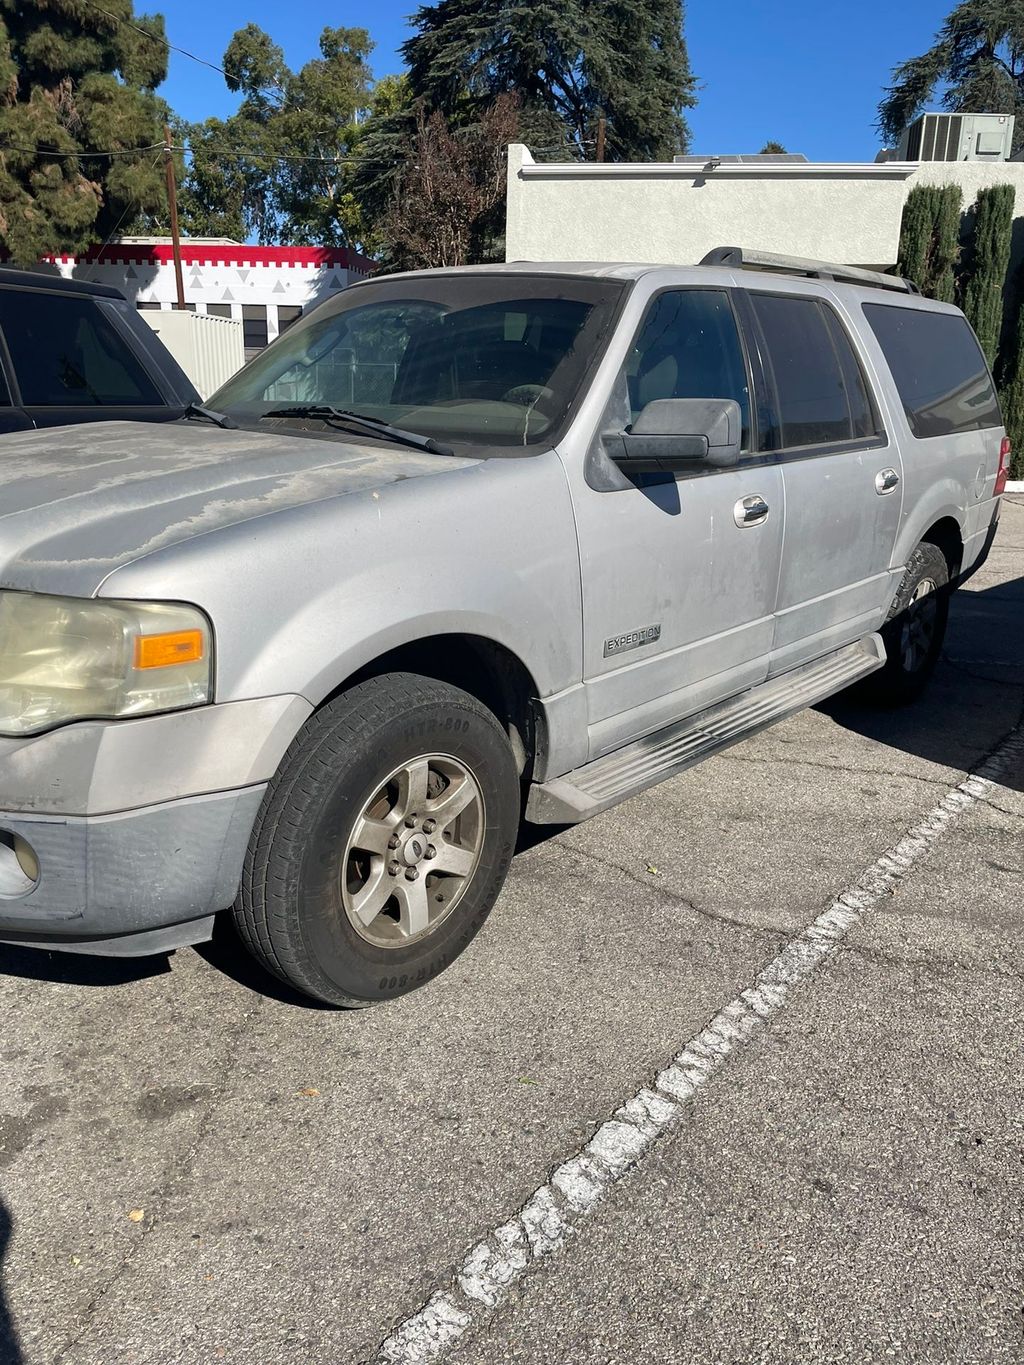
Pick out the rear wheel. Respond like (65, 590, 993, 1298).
(863, 541, 950, 705)
(234, 673, 520, 1007)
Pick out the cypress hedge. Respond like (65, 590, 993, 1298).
(962, 184, 1015, 366)
(999, 276, 1024, 478)
(896, 183, 962, 300)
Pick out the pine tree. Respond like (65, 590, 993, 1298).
(354, 0, 695, 267)
(962, 184, 1015, 365)
(0, 0, 170, 264)
(403, 0, 695, 160)
(896, 184, 963, 301)
(878, 3, 1024, 152)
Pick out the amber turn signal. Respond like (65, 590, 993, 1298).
(134, 629, 205, 670)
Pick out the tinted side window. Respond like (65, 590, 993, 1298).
(626, 290, 751, 449)
(0, 291, 161, 406)
(863, 303, 1001, 438)
(823, 308, 876, 440)
(751, 293, 876, 449)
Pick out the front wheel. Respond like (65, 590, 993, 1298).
(234, 673, 521, 1007)
(863, 541, 950, 705)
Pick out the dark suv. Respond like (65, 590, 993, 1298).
(0, 268, 198, 433)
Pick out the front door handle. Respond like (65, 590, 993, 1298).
(875, 467, 900, 495)
(734, 494, 770, 527)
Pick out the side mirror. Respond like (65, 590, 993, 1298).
(608, 398, 743, 473)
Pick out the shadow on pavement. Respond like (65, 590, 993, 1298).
(822, 574, 1024, 792)
(0, 1201, 23, 1364)
(192, 918, 333, 1010)
(0, 942, 170, 989)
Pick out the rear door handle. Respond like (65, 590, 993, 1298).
(734, 495, 770, 527)
(875, 468, 900, 494)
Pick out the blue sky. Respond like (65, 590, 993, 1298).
(158, 0, 948, 160)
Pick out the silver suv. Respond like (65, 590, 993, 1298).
(0, 248, 1008, 1006)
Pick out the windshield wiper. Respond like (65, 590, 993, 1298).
(263, 405, 453, 457)
(183, 402, 238, 429)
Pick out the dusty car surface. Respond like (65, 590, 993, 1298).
(0, 249, 1007, 1006)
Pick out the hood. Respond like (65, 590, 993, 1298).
(0, 420, 476, 597)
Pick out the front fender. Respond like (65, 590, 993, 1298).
(100, 451, 584, 709)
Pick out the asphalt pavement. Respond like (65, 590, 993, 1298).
(1, 498, 1022, 1365)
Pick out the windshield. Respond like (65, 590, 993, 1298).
(210, 273, 627, 451)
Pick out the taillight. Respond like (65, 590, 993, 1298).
(995, 436, 1011, 496)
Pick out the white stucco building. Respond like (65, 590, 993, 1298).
(505, 144, 1024, 271)
(40, 238, 375, 358)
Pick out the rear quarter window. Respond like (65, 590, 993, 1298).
(863, 303, 1001, 438)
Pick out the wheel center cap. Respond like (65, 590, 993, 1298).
(400, 831, 427, 866)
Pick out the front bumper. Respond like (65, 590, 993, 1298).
(0, 787, 265, 955)
(0, 694, 311, 956)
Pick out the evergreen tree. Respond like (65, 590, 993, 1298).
(878, 3, 1024, 151)
(344, 75, 418, 260)
(759, 140, 787, 154)
(180, 24, 373, 247)
(933, 184, 963, 303)
(962, 183, 1015, 365)
(404, 0, 694, 160)
(355, 0, 694, 267)
(999, 310, 1024, 476)
(0, 0, 169, 264)
(896, 183, 963, 302)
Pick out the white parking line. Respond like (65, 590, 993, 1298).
(374, 727, 1024, 1365)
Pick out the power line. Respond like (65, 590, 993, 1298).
(3, 143, 402, 166)
(2, 142, 168, 158)
(82, 0, 238, 84)
(191, 148, 397, 165)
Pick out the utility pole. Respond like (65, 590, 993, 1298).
(163, 124, 186, 310)
(595, 115, 606, 163)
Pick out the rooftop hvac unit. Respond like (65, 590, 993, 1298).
(898, 112, 1014, 162)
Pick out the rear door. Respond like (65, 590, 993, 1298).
(740, 288, 902, 674)
(0, 288, 181, 429)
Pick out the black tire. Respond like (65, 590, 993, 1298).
(862, 541, 950, 706)
(234, 672, 520, 1007)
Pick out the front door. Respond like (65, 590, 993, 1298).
(563, 287, 786, 761)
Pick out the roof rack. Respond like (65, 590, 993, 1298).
(699, 246, 919, 295)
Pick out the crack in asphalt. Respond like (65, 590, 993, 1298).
(941, 658, 1024, 687)
(978, 797, 1024, 824)
(50, 993, 264, 1364)
(717, 749, 955, 788)
(837, 935, 1024, 986)
(551, 839, 790, 944)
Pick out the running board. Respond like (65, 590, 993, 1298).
(526, 635, 886, 824)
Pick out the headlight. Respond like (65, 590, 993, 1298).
(0, 592, 212, 737)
